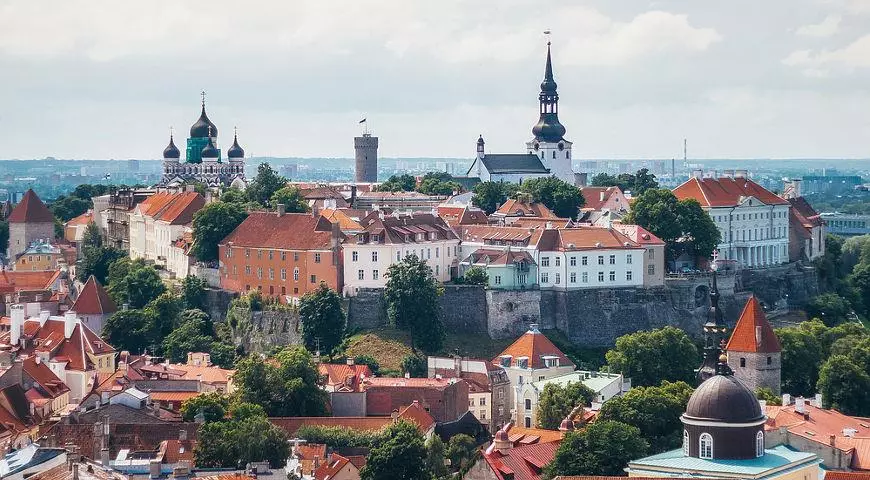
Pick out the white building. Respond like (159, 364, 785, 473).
(129, 191, 204, 277)
(516, 370, 629, 428)
(673, 173, 790, 268)
(537, 227, 647, 290)
(342, 212, 460, 295)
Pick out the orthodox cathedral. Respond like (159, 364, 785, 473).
(466, 42, 580, 185)
(161, 94, 247, 188)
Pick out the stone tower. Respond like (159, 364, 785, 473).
(726, 295, 783, 395)
(6, 189, 55, 260)
(354, 133, 378, 183)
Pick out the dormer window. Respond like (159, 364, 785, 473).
(499, 355, 512, 367)
(517, 357, 529, 369)
(542, 356, 559, 368)
(371, 234, 380, 243)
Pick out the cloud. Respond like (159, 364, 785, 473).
(783, 34, 870, 75)
(795, 14, 841, 37)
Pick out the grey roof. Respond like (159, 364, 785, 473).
(479, 154, 550, 174)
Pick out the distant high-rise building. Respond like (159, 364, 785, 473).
(354, 133, 379, 183)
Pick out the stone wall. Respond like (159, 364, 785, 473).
(740, 264, 819, 308)
(439, 285, 488, 334)
(227, 305, 302, 354)
(487, 289, 544, 338)
(346, 288, 388, 330)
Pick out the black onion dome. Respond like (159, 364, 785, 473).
(190, 105, 218, 138)
(684, 375, 764, 424)
(163, 135, 180, 159)
(227, 134, 244, 158)
(201, 137, 219, 158)
(532, 116, 566, 143)
(477, 135, 485, 146)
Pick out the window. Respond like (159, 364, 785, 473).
(539, 376, 545, 381)
(767, 356, 772, 365)
(648, 264, 655, 275)
(314, 253, 321, 263)
(373, 270, 379, 280)
(581, 256, 588, 266)
(257, 267, 263, 279)
(469, 399, 474, 408)
(268, 250, 273, 260)
(570, 272, 576, 283)
(555, 273, 560, 284)
(541, 257, 550, 267)
(352, 251, 358, 262)
(427, 248, 431, 259)
(498, 390, 504, 399)
(699, 433, 713, 459)
(294, 252, 300, 261)
(480, 397, 486, 406)
(494, 276, 502, 285)
(626, 254, 632, 265)
(609, 271, 615, 282)
(525, 417, 531, 428)
(480, 411, 486, 420)
(245, 265, 251, 275)
(269, 268, 274, 280)
(280, 268, 286, 280)
(582, 272, 588, 283)
(598, 256, 604, 265)
(570, 256, 576, 267)
(293, 268, 299, 281)
(541, 272, 549, 283)
(396, 251, 401, 261)
(525, 399, 532, 410)
(245, 248, 250, 258)
(257, 250, 262, 259)
(281, 251, 286, 261)
(435, 265, 439, 275)
(756, 431, 764, 457)
(626, 271, 632, 281)
(683, 430, 690, 456)
(436, 247, 439, 258)
(555, 257, 561, 267)
(598, 271, 604, 282)
(372, 251, 378, 262)
(310, 275, 316, 284)
(740, 357, 746, 368)
(358, 269, 365, 280)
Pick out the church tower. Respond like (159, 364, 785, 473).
(526, 42, 574, 184)
(697, 270, 727, 384)
(186, 92, 220, 164)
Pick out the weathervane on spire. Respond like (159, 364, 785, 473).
(234, 126, 238, 138)
(169, 126, 174, 140)
(544, 29, 552, 45)
(201, 90, 207, 107)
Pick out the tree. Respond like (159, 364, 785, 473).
(194, 402, 290, 469)
(181, 275, 209, 311)
(221, 187, 248, 205)
(71, 184, 110, 200)
(417, 172, 461, 196)
(518, 176, 585, 219)
(401, 354, 427, 378)
(817, 355, 870, 416)
(377, 174, 416, 192)
(269, 186, 309, 213)
(108, 262, 166, 309)
(81, 222, 102, 249)
(295, 425, 382, 449)
(536, 381, 595, 430)
(102, 309, 151, 353)
(299, 283, 346, 354)
(191, 201, 248, 262)
(0, 221, 7, 254)
(246, 163, 288, 207)
(180, 392, 229, 422)
(755, 387, 782, 405)
(629, 168, 659, 195)
(143, 292, 184, 350)
(353, 355, 381, 376)
(384, 254, 444, 353)
(806, 293, 853, 326)
(848, 263, 870, 319)
(162, 310, 216, 363)
(605, 327, 698, 387)
(50, 195, 91, 221)
(462, 267, 489, 286)
(675, 198, 721, 259)
(425, 435, 449, 479)
(209, 341, 238, 369)
(445, 434, 477, 473)
(590, 173, 619, 188)
(597, 381, 693, 453)
(777, 322, 826, 396)
(360, 421, 431, 480)
(472, 181, 518, 215)
(544, 420, 649, 479)
(234, 346, 329, 417)
(77, 246, 125, 283)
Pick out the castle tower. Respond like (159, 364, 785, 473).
(6, 189, 55, 260)
(726, 296, 782, 395)
(354, 132, 378, 183)
(697, 270, 727, 384)
(526, 41, 574, 184)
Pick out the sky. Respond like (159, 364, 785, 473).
(1, 0, 869, 161)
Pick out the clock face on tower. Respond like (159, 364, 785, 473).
(558, 142, 565, 151)
(534, 142, 540, 150)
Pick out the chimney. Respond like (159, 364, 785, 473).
(179, 429, 187, 441)
(277, 204, 286, 217)
(10, 304, 24, 347)
(454, 355, 462, 378)
(691, 169, 703, 179)
(64, 311, 77, 339)
(782, 393, 792, 406)
(814, 393, 822, 407)
(35, 356, 41, 365)
(756, 326, 763, 349)
(494, 423, 513, 452)
(39, 310, 50, 326)
(185, 184, 195, 193)
(100, 447, 109, 466)
(149, 460, 161, 479)
(350, 185, 358, 205)
(795, 397, 806, 414)
(735, 169, 748, 179)
(346, 357, 355, 366)
(599, 191, 606, 202)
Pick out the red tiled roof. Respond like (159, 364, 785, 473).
(313, 453, 357, 480)
(825, 472, 870, 480)
(459, 225, 547, 246)
(360, 213, 457, 244)
(318, 363, 372, 392)
(137, 192, 205, 225)
(548, 227, 643, 251)
(71, 276, 117, 315)
(8, 189, 54, 223)
(22, 357, 69, 398)
(493, 328, 574, 369)
(611, 224, 665, 245)
(508, 426, 564, 444)
(162, 439, 196, 464)
(496, 199, 558, 218)
(270, 416, 393, 436)
(484, 440, 560, 480)
(0, 317, 115, 371)
(361, 377, 459, 390)
(398, 400, 436, 431)
(149, 391, 200, 403)
(437, 205, 490, 226)
(0, 271, 57, 294)
(65, 211, 93, 227)
(673, 177, 789, 208)
(220, 212, 339, 250)
(789, 197, 823, 227)
(580, 186, 622, 211)
(725, 296, 781, 353)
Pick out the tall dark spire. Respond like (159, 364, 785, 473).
(531, 42, 566, 143)
(697, 270, 728, 384)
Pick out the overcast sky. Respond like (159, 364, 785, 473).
(1, 0, 869, 160)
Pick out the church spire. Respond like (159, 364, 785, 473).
(531, 40, 566, 143)
(697, 269, 728, 384)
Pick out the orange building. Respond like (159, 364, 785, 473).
(218, 210, 344, 301)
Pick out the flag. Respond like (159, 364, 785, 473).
(359, 118, 367, 124)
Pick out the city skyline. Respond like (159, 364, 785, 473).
(2, 0, 870, 160)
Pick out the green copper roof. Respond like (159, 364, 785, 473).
(628, 445, 819, 479)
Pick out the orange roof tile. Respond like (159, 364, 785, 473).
(320, 208, 363, 231)
(318, 363, 372, 392)
(765, 403, 870, 469)
(825, 473, 870, 480)
(611, 224, 665, 245)
(313, 453, 357, 480)
(0, 271, 57, 294)
(220, 212, 339, 250)
(8, 189, 54, 223)
(496, 199, 558, 218)
(493, 327, 574, 369)
(65, 211, 93, 227)
(398, 400, 436, 431)
(726, 296, 781, 353)
(71, 276, 117, 315)
(22, 357, 69, 398)
(673, 177, 789, 208)
(149, 391, 200, 403)
(549, 227, 644, 251)
(580, 186, 623, 211)
(484, 439, 559, 480)
(270, 416, 393, 436)
(508, 426, 564, 444)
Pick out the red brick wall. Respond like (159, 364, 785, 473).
(365, 381, 469, 423)
(219, 245, 342, 298)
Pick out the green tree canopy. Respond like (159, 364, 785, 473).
(50, 195, 91, 222)
(102, 309, 152, 354)
(777, 321, 828, 396)
(590, 169, 659, 195)
(605, 326, 698, 387)
(234, 346, 329, 417)
(518, 176, 585, 219)
(194, 401, 289, 469)
(597, 381, 693, 453)
(269, 186, 309, 213)
(143, 292, 184, 349)
(180, 392, 229, 423)
(755, 387, 782, 405)
(425, 435, 449, 479)
(0, 221, 8, 254)
(82, 222, 102, 249)
(817, 354, 870, 416)
(220, 187, 248, 205)
(536, 381, 595, 430)
(445, 434, 477, 473)
(299, 283, 346, 354)
(77, 246, 125, 283)
(246, 163, 288, 207)
(191, 201, 248, 262)
(590, 173, 619, 188)
(377, 174, 416, 192)
(384, 254, 444, 353)
(161, 309, 216, 363)
(472, 181, 518, 215)
(806, 293, 853, 326)
(107, 260, 166, 309)
(360, 421, 431, 480)
(462, 267, 489, 286)
(417, 172, 462, 196)
(401, 354, 427, 378)
(543, 420, 649, 479)
(181, 275, 209, 311)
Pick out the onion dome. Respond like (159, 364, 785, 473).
(477, 135, 485, 147)
(684, 375, 763, 424)
(190, 101, 218, 138)
(201, 137, 219, 159)
(163, 134, 180, 159)
(228, 131, 244, 159)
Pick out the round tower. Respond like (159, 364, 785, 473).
(354, 133, 378, 183)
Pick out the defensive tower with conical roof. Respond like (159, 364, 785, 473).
(726, 295, 782, 394)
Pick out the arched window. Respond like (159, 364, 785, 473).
(699, 433, 713, 459)
(683, 430, 689, 456)
(756, 431, 764, 457)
